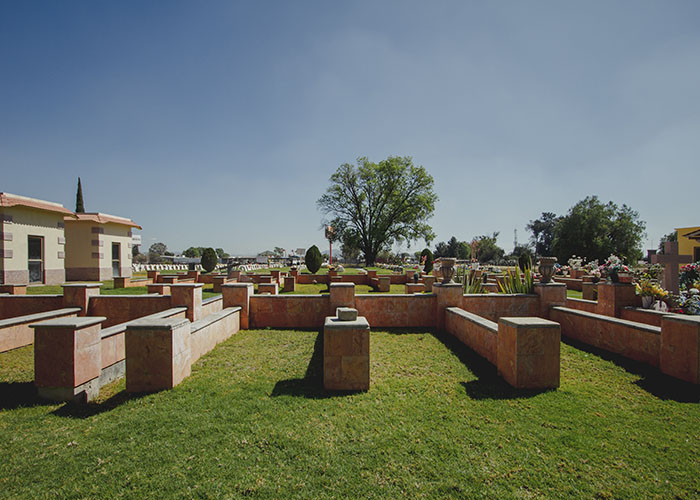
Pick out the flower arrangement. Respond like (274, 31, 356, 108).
(568, 255, 583, 270)
(680, 262, 700, 290)
(635, 279, 669, 300)
(669, 288, 700, 315)
(599, 255, 630, 282)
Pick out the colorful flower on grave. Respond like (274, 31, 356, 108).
(679, 262, 700, 290)
(635, 279, 669, 300)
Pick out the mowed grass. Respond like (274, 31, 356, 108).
(1, 330, 699, 499)
(27, 280, 221, 300)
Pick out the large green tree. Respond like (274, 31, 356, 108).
(551, 196, 646, 263)
(474, 233, 505, 264)
(317, 156, 438, 266)
(526, 212, 559, 256)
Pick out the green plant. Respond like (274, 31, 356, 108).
(201, 247, 218, 273)
(420, 248, 434, 274)
(498, 264, 534, 294)
(463, 269, 485, 294)
(305, 245, 323, 274)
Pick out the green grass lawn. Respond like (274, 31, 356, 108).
(27, 280, 220, 300)
(1, 330, 698, 498)
(567, 290, 583, 299)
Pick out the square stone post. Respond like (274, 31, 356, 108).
(147, 270, 159, 282)
(377, 276, 391, 292)
(0, 284, 27, 295)
(32, 316, 106, 402)
(126, 318, 191, 392)
(660, 315, 700, 384)
(497, 317, 560, 389)
(283, 276, 296, 292)
(212, 275, 228, 293)
(289, 269, 299, 277)
(423, 276, 435, 293)
(147, 283, 170, 295)
(405, 269, 416, 282)
(330, 282, 355, 311)
(62, 283, 102, 316)
(228, 270, 241, 280)
(434, 283, 463, 331)
(597, 282, 639, 318)
(222, 283, 254, 329)
(187, 270, 200, 281)
(367, 270, 377, 279)
(534, 282, 567, 319)
(271, 270, 282, 284)
(581, 282, 597, 300)
(169, 283, 203, 322)
(258, 283, 278, 295)
(324, 308, 370, 391)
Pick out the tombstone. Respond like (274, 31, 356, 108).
(323, 308, 369, 391)
(651, 241, 693, 294)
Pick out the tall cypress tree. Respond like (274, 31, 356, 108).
(75, 177, 85, 213)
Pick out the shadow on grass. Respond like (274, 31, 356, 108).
(433, 331, 553, 400)
(562, 337, 700, 403)
(0, 381, 47, 410)
(270, 332, 362, 399)
(52, 390, 151, 419)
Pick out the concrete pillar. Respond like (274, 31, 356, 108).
(147, 283, 171, 295)
(660, 315, 700, 384)
(434, 283, 463, 331)
(258, 283, 278, 295)
(597, 282, 639, 318)
(324, 308, 370, 391)
(32, 316, 106, 402)
(283, 276, 296, 293)
(534, 282, 567, 319)
(377, 276, 391, 293)
(222, 283, 254, 329)
(212, 275, 228, 293)
(169, 283, 203, 322)
(271, 270, 282, 284)
(423, 276, 435, 293)
(62, 283, 101, 316)
(187, 270, 200, 281)
(581, 282, 597, 301)
(330, 282, 355, 311)
(147, 270, 159, 282)
(497, 317, 560, 389)
(126, 318, 191, 392)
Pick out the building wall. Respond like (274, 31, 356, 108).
(0, 207, 66, 284)
(676, 226, 700, 262)
(65, 221, 133, 281)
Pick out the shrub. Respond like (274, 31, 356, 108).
(201, 247, 218, 273)
(305, 245, 323, 274)
(421, 248, 434, 274)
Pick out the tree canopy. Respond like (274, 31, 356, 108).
(551, 196, 646, 263)
(305, 245, 322, 273)
(201, 248, 218, 273)
(75, 177, 85, 213)
(474, 233, 505, 264)
(434, 236, 470, 260)
(317, 156, 437, 266)
(526, 212, 559, 256)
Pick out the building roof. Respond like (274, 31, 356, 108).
(0, 192, 76, 216)
(67, 212, 142, 229)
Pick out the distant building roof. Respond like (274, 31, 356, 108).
(0, 192, 75, 216)
(67, 212, 142, 229)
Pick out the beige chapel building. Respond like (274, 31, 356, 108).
(0, 192, 140, 285)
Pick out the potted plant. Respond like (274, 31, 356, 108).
(600, 255, 630, 283)
(635, 279, 669, 309)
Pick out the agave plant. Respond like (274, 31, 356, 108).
(463, 268, 485, 294)
(498, 264, 535, 294)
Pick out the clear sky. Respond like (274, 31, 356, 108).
(2, 1, 699, 257)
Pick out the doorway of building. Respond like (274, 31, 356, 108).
(112, 242, 121, 278)
(28, 236, 44, 283)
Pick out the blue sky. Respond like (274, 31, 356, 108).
(2, 1, 699, 256)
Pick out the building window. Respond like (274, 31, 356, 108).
(28, 236, 44, 283)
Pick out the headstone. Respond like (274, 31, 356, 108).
(651, 241, 692, 294)
(323, 309, 369, 391)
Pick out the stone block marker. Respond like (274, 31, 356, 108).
(169, 283, 203, 322)
(330, 282, 354, 311)
(32, 316, 106, 402)
(597, 282, 639, 318)
(581, 282, 597, 300)
(533, 282, 566, 319)
(405, 283, 424, 294)
(126, 318, 191, 392)
(324, 308, 370, 391)
(422, 276, 435, 293)
(497, 317, 561, 389)
(62, 283, 101, 316)
(660, 315, 700, 384)
(258, 283, 278, 295)
(222, 283, 254, 329)
(283, 276, 296, 292)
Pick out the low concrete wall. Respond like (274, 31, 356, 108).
(190, 307, 240, 361)
(355, 294, 436, 328)
(249, 295, 330, 329)
(461, 294, 539, 323)
(620, 307, 671, 328)
(88, 295, 173, 327)
(553, 277, 583, 291)
(201, 296, 223, 318)
(0, 307, 81, 352)
(445, 307, 498, 364)
(564, 298, 598, 314)
(0, 295, 64, 320)
(551, 306, 660, 367)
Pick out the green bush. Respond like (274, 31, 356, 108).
(421, 248, 434, 274)
(201, 247, 218, 273)
(305, 245, 323, 274)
